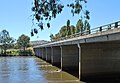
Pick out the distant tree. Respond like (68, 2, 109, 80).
(75, 19, 84, 33)
(66, 19, 71, 36)
(83, 20, 90, 34)
(59, 26, 67, 37)
(17, 34, 30, 51)
(50, 34, 55, 41)
(31, 0, 90, 35)
(70, 25, 76, 34)
(49, 19, 90, 41)
(0, 29, 15, 55)
(54, 33, 60, 40)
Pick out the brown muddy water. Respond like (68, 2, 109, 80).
(0, 56, 83, 83)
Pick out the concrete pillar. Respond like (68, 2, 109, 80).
(51, 46, 61, 68)
(34, 48, 37, 56)
(78, 44, 81, 80)
(61, 44, 79, 77)
(38, 48, 42, 58)
(80, 42, 120, 80)
(36, 48, 39, 56)
(40, 48, 43, 58)
(42, 47, 46, 60)
(46, 47, 51, 63)
(37, 48, 40, 57)
(37, 48, 42, 58)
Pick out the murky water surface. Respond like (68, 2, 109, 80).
(0, 56, 83, 83)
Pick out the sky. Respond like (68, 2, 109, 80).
(0, 0, 120, 41)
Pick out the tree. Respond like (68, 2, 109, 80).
(66, 19, 71, 36)
(83, 20, 90, 34)
(54, 33, 60, 40)
(59, 26, 67, 37)
(31, 0, 90, 36)
(50, 34, 55, 41)
(70, 25, 75, 34)
(17, 34, 30, 51)
(0, 29, 15, 55)
(75, 19, 83, 33)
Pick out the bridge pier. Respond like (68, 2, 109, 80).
(51, 46, 61, 68)
(61, 44, 79, 77)
(37, 48, 40, 57)
(42, 47, 46, 60)
(34, 48, 37, 56)
(46, 47, 51, 63)
(38, 48, 42, 58)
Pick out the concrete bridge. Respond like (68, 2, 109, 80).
(33, 21, 120, 81)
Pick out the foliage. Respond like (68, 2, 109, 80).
(5, 48, 34, 56)
(31, 0, 90, 36)
(70, 25, 76, 34)
(59, 26, 67, 37)
(83, 20, 90, 34)
(0, 29, 15, 55)
(66, 19, 71, 36)
(6, 49, 19, 56)
(17, 34, 30, 51)
(50, 34, 55, 41)
(75, 19, 83, 33)
(50, 19, 90, 41)
(19, 50, 34, 56)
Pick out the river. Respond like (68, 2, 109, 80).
(0, 56, 83, 83)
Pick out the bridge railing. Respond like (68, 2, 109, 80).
(33, 21, 120, 46)
(51, 21, 120, 42)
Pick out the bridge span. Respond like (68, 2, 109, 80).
(33, 21, 120, 81)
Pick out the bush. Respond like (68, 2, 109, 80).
(5, 49, 34, 56)
(19, 50, 34, 56)
(6, 49, 19, 56)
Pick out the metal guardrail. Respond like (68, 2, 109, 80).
(33, 21, 120, 46)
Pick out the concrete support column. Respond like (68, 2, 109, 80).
(42, 47, 46, 60)
(40, 48, 43, 58)
(61, 44, 79, 77)
(36, 48, 39, 56)
(78, 44, 81, 80)
(46, 47, 51, 63)
(34, 48, 37, 56)
(37, 48, 40, 57)
(51, 46, 61, 67)
(37, 48, 42, 58)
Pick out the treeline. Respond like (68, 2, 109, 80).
(0, 30, 33, 56)
(50, 19, 90, 41)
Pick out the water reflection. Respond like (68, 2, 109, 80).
(0, 57, 83, 83)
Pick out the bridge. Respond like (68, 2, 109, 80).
(33, 21, 120, 81)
